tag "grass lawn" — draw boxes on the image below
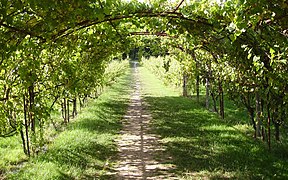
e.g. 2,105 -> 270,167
3,69 -> 132,180
2,65 -> 288,179
138,66 -> 288,179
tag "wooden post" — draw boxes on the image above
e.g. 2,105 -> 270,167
255,90 -> 262,138
205,78 -> 210,109
183,72 -> 188,97
23,95 -> 30,156
72,98 -> 77,118
219,80 -> 224,119
67,98 -> 70,123
63,98 -> 67,123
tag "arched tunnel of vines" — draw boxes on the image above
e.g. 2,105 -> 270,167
0,0 -> 288,179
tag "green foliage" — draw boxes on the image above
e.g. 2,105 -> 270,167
0,59 -> 130,177
0,0 -> 287,177
5,69 -> 132,179
141,56 -> 182,90
103,58 -> 129,86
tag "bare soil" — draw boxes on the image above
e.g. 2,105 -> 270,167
115,64 -> 176,179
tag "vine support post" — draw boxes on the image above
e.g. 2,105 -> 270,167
205,77 -> 210,110
63,98 -> 67,124
245,93 -> 256,132
211,90 -> 218,113
67,98 -> 70,123
20,128 -> 27,155
219,80 -> 224,119
28,85 -> 36,154
79,97 -> 83,110
196,73 -> 200,103
23,95 -> 30,157
255,89 -> 262,138
275,121 -> 280,141
205,60 -> 211,110
191,50 -> 200,103
72,98 -> 77,118
28,85 -> 35,133
182,72 -> 188,97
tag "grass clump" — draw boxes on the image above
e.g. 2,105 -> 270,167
138,67 -> 288,179
0,136 -> 28,175
6,70 -> 132,180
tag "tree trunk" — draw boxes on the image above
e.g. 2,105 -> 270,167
63,98 -> 67,123
20,128 -> 27,155
243,94 -> 256,132
72,98 -> 77,118
248,107 -> 256,130
255,91 -> 262,138
196,75 -> 200,103
29,85 -> 37,154
272,107 -> 281,142
266,92 -> 271,150
183,72 -> 188,97
67,98 -> 70,123
79,97 -> 83,109
191,50 -> 199,102
205,78 -> 210,109
275,122 -> 280,141
61,102 -> 64,119
23,95 -> 30,156
262,127 -> 266,141
84,94 -> 88,104
219,81 -> 224,119
28,86 -> 35,133
211,91 -> 218,113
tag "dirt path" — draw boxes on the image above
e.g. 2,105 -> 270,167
115,63 -> 176,179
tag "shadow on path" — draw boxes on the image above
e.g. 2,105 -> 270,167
115,63 -> 176,179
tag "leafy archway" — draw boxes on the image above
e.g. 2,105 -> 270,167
0,0 -> 287,155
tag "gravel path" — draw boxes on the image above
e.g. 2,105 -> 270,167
115,63 -> 176,180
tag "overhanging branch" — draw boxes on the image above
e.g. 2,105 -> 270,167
173,0 -> 185,12
0,22 -> 46,41
129,31 -> 169,37
52,11 -> 212,41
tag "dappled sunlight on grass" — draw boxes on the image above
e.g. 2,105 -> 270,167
7,70 -> 132,180
138,67 -> 288,179
145,95 -> 288,179
0,136 -> 28,174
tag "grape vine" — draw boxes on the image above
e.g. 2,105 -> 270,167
0,0 -> 287,155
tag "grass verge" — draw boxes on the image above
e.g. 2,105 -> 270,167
138,66 -> 288,179
5,69 -> 132,180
